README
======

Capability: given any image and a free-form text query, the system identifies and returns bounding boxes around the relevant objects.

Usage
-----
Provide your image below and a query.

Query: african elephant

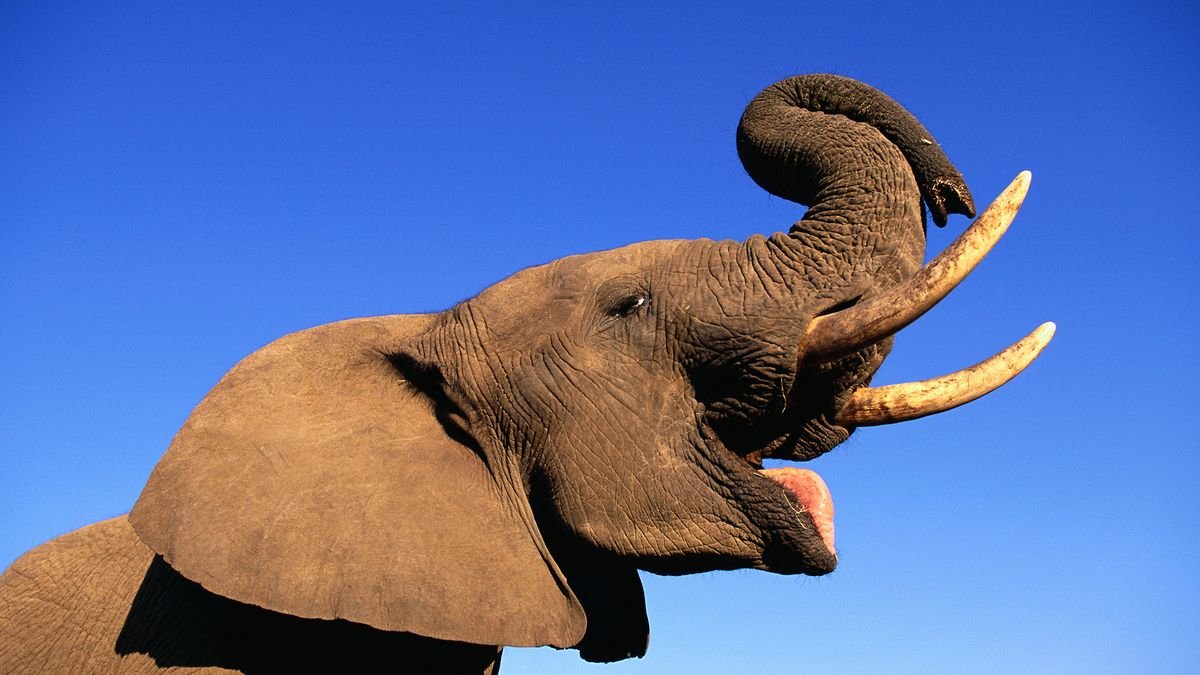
[0,74,1052,672]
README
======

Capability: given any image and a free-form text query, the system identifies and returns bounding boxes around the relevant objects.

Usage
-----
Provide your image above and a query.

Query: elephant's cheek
[759,467,835,556]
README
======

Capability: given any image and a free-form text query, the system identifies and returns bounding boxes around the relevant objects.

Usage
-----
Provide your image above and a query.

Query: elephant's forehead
[550,239,687,278]
[466,239,685,338]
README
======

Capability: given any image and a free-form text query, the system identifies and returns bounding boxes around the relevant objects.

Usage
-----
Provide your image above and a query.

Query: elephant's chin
[759,467,835,557]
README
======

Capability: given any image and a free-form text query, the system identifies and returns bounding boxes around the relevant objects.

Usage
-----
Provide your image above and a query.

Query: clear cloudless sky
[2,2,1196,672]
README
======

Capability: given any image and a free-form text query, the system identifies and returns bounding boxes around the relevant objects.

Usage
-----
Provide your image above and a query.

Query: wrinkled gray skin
[0,74,975,672]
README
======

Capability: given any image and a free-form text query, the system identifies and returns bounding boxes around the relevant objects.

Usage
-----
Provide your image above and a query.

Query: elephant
[0,74,1052,673]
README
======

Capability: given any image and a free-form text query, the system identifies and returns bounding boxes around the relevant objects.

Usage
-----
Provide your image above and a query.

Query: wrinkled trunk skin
[737,74,974,296]
[738,75,975,230]
[699,74,977,460]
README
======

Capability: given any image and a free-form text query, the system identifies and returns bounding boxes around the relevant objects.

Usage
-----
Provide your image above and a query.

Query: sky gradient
[2,2,1197,672]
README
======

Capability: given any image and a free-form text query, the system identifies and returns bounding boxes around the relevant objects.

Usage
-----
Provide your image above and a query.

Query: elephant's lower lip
[758,467,836,556]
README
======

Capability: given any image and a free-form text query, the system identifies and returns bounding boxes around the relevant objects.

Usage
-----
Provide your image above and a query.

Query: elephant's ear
[128,315,586,649]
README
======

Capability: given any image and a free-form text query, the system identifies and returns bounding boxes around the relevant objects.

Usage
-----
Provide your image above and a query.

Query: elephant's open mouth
[760,467,836,555]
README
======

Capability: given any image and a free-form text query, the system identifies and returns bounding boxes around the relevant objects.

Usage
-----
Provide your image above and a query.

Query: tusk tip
[1013,321,1056,366]
[1034,320,1056,344]
[835,320,1058,427]
[1003,170,1033,204]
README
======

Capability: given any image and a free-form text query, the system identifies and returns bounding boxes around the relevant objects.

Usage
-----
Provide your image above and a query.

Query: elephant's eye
[609,293,648,318]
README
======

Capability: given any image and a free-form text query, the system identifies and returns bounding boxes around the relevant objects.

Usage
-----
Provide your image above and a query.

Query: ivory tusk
[798,171,1032,366]
[834,321,1056,427]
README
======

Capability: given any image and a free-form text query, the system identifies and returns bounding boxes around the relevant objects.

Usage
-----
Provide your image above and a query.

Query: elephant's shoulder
[0,516,181,672]
[0,516,151,624]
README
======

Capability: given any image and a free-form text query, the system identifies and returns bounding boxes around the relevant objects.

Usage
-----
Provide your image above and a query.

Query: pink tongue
[759,467,835,555]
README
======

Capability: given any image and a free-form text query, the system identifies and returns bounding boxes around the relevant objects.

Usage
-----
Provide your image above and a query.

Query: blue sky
[2,2,1196,672]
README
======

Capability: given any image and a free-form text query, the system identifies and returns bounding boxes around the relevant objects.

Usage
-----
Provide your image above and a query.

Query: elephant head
[127,74,1052,662]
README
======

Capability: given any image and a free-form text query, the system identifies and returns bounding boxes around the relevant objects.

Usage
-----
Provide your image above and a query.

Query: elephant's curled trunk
[736,74,976,230]
[735,76,1053,427]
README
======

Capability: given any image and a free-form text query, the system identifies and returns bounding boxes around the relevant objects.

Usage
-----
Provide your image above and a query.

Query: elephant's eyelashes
[607,293,648,318]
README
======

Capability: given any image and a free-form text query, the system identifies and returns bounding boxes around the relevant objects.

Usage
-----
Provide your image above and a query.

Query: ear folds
[128,316,586,649]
